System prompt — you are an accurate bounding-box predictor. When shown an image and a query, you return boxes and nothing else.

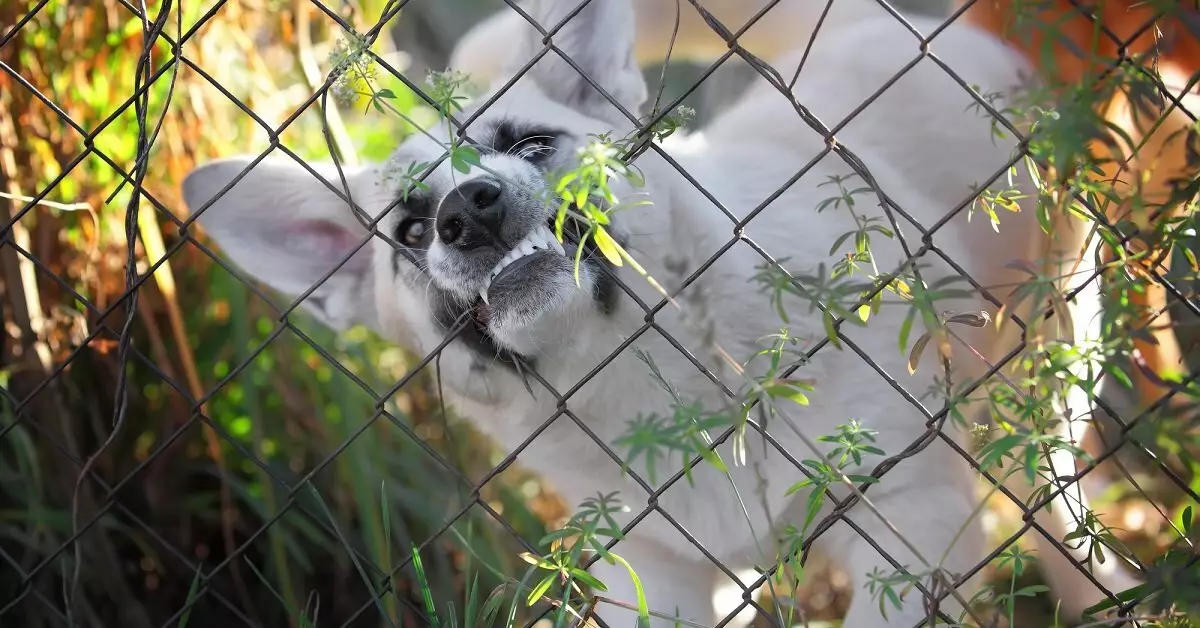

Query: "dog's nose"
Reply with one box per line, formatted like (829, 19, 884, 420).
(436, 178, 505, 250)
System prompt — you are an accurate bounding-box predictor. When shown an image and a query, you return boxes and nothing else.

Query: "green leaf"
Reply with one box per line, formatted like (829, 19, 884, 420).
(1081, 583, 1149, 617)
(450, 147, 481, 174)
(802, 489, 825, 533)
(573, 234, 588, 286)
(881, 586, 901, 618)
(480, 584, 509, 624)
(828, 230, 855, 256)
(606, 553, 651, 626)
(569, 568, 608, 592)
(785, 478, 815, 496)
(554, 200, 570, 241)
(763, 382, 811, 406)
(898, 308, 916, 353)
(978, 433, 1025, 470)
(178, 566, 204, 628)
(461, 147, 482, 166)
(376, 88, 396, 99)
(593, 227, 624, 266)
(697, 446, 729, 474)
(539, 529, 577, 545)
(1022, 444, 1039, 486)
(1012, 584, 1050, 598)
(526, 575, 555, 607)
(411, 544, 439, 627)
(555, 171, 579, 191)
(823, 311, 841, 349)
(518, 552, 558, 570)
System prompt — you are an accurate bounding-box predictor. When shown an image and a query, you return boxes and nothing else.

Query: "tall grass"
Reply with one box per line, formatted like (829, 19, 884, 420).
(0, 1, 555, 626)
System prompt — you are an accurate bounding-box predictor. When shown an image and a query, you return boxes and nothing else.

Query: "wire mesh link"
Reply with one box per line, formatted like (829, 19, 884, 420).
(1, 0, 1197, 626)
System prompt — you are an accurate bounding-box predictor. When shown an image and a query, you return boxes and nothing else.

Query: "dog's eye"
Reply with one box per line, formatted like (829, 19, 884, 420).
(511, 134, 558, 163)
(491, 122, 567, 164)
(397, 218, 427, 246)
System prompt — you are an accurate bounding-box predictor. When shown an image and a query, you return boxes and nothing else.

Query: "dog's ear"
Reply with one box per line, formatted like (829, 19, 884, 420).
(182, 157, 378, 331)
(509, 0, 646, 126)
(451, 8, 523, 90)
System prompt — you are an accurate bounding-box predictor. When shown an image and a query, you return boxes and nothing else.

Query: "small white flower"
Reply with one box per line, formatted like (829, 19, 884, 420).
(331, 80, 357, 107)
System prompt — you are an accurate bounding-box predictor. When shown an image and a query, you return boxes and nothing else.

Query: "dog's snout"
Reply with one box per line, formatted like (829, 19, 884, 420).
(437, 178, 505, 250)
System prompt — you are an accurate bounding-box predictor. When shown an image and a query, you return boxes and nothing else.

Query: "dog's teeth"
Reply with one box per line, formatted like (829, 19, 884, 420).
(479, 287, 489, 305)
(535, 225, 562, 255)
(487, 226, 568, 286)
(548, 232, 564, 254)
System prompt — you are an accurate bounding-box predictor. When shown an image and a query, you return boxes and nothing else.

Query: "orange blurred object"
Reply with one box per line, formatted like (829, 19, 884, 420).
(962, 0, 1200, 410)
(965, 0, 1200, 86)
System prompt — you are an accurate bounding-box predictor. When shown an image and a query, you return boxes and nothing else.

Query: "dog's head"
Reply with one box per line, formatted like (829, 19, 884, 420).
(182, 0, 646, 403)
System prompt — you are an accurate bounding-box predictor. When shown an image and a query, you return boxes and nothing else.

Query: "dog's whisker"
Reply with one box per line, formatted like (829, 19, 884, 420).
(514, 144, 557, 161)
(505, 134, 557, 157)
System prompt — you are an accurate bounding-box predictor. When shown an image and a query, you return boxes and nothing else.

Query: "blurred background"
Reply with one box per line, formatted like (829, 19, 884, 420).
(1, 1, 1194, 627)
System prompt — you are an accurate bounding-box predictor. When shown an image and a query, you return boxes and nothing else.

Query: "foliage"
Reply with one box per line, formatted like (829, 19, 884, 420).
(0, 2, 552, 627)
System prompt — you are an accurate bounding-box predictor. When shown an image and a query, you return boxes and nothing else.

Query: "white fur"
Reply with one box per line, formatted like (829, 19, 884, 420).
(183, 0, 1139, 625)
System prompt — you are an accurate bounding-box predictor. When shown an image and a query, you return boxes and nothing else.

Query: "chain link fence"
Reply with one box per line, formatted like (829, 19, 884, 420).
(2, 0, 1198, 627)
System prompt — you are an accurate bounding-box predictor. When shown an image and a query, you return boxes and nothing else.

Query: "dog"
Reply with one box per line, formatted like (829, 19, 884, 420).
(182, 0, 1141, 624)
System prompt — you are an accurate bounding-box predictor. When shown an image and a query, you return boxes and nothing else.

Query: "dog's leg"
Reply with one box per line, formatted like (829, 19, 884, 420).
(825, 456, 985, 628)
(711, 566, 766, 627)
(998, 269, 1143, 617)
(587, 536, 719, 627)
(970, 210, 1144, 618)
(1013, 44, 1200, 623)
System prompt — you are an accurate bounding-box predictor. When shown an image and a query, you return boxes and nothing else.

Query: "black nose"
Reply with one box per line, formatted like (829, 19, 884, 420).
(436, 178, 505, 250)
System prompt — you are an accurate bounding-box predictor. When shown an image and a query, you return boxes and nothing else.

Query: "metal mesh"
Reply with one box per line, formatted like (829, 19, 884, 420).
(2, 0, 1197, 626)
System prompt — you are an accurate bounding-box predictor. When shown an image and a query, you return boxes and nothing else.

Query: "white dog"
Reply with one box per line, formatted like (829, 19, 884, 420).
(183, 0, 1138, 625)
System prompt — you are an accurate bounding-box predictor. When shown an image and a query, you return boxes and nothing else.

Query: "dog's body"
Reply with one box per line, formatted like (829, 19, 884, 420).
(183, 1, 1138, 624)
